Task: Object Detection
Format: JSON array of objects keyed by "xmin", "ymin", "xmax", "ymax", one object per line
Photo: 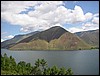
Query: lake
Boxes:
[{"xmin": 1, "ymin": 49, "xmax": 99, "ymax": 75}]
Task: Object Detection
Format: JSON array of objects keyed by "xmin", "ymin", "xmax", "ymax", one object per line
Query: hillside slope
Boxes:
[
  {"xmin": 75, "ymin": 29, "xmax": 99, "ymax": 47},
  {"xmin": 1, "ymin": 31, "xmax": 39, "ymax": 49},
  {"xmin": 8, "ymin": 26, "xmax": 91, "ymax": 50}
]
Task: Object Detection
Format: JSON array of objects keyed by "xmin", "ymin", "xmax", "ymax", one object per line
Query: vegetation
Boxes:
[
  {"xmin": 2, "ymin": 26, "xmax": 95, "ymax": 51},
  {"xmin": 1, "ymin": 31, "xmax": 39, "ymax": 49},
  {"xmin": 75, "ymin": 29, "xmax": 99, "ymax": 47},
  {"xmin": 9, "ymin": 32, "xmax": 92, "ymax": 51},
  {"xmin": 90, "ymin": 46, "xmax": 99, "ymax": 49},
  {"xmin": 1, "ymin": 53, "xmax": 73, "ymax": 75}
]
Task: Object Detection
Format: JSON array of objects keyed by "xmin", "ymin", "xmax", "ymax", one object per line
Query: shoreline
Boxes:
[{"xmin": 1, "ymin": 48, "xmax": 99, "ymax": 51}]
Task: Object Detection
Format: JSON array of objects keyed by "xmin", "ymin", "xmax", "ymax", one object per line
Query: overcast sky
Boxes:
[{"xmin": 1, "ymin": 1, "xmax": 99, "ymax": 42}]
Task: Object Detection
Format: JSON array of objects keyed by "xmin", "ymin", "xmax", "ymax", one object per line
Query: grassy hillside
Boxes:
[
  {"xmin": 2, "ymin": 26, "xmax": 93, "ymax": 51},
  {"xmin": 75, "ymin": 29, "xmax": 99, "ymax": 47},
  {"xmin": 18, "ymin": 26, "xmax": 67, "ymax": 43},
  {"xmin": 10, "ymin": 33, "xmax": 92, "ymax": 51},
  {"xmin": 49, "ymin": 33, "xmax": 91, "ymax": 50},
  {"xmin": 10, "ymin": 39, "xmax": 48, "ymax": 50},
  {"xmin": 1, "ymin": 31, "xmax": 39, "ymax": 49}
]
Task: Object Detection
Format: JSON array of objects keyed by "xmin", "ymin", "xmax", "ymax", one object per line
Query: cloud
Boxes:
[
  {"xmin": 1, "ymin": 39, "xmax": 5, "ymax": 42},
  {"xmin": 68, "ymin": 27, "xmax": 84, "ymax": 33},
  {"xmin": 68, "ymin": 17, "xmax": 99, "ymax": 33},
  {"xmin": 1, "ymin": 32, "xmax": 7, "ymax": 35},
  {"xmin": 93, "ymin": 13, "xmax": 99, "ymax": 17},
  {"xmin": 85, "ymin": 12, "xmax": 93, "ymax": 20},
  {"xmin": 68, "ymin": 23, "xmax": 99, "ymax": 33},
  {"xmin": 1, "ymin": 1, "xmax": 64, "ymax": 32},
  {"xmin": 81, "ymin": 14, "xmax": 99, "ymax": 32},
  {"xmin": 86, "ymin": 22, "xmax": 98, "ymax": 27},
  {"xmin": 80, "ymin": 21, "xmax": 99, "ymax": 33},
  {"xmin": 34, "ymin": 1, "xmax": 63, "ymax": 14},
  {"xmin": 82, "ymin": 22, "xmax": 99, "ymax": 29},
  {"xmin": 1, "ymin": 33, "xmax": 14, "ymax": 41},
  {"xmin": 92, "ymin": 17, "xmax": 99, "ymax": 24},
  {"xmin": 1, "ymin": 1, "xmax": 99, "ymax": 32},
  {"xmin": 70, "ymin": 5, "xmax": 85, "ymax": 23},
  {"xmin": 73, "ymin": 1, "xmax": 79, "ymax": 4},
  {"xmin": 5, "ymin": 35, "xmax": 14, "ymax": 39},
  {"xmin": 8, "ymin": 35, "xmax": 14, "ymax": 39},
  {"xmin": 1, "ymin": 32, "xmax": 7, "ymax": 41},
  {"xmin": 1, "ymin": 1, "xmax": 40, "ymax": 13}
]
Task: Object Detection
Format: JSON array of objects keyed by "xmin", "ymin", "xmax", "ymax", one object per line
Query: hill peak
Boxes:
[
  {"xmin": 50, "ymin": 26, "xmax": 62, "ymax": 29},
  {"xmin": 49, "ymin": 26, "xmax": 66, "ymax": 30},
  {"xmin": 18, "ymin": 26, "xmax": 68, "ymax": 43}
]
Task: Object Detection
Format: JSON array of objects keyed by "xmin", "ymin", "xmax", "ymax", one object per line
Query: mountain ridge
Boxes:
[
  {"xmin": 75, "ymin": 29, "xmax": 99, "ymax": 47},
  {"xmin": 18, "ymin": 26, "xmax": 67, "ymax": 43},
  {"xmin": 1, "ymin": 31, "xmax": 39, "ymax": 49},
  {"xmin": 1, "ymin": 26, "xmax": 95, "ymax": 50}
]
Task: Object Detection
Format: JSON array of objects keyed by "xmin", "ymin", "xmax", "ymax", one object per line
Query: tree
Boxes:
[
  {"xmin": 18, "ymin": 61, "xmax": 27, "ymax": 75},
  {"xmin": 67, "ymin": 68, "xmax": 73, "ymax": 75},
  {"xmin": 26, "ymin": 63, "xmax": 32, "ymax": 75},
  {"xmin": 31, "ymin": 59, "xmax": 48, "ymax": 75},
  {"xmin": 40, "ymin": 59, "xmax": 47, "ymax": 72},
  {"xmin": 32, "ymin": 59, "xmax": 42, "ymax": 75},
  {"xmin": 3, "ymin": 53, "xmax": 10, "ymax": 70},
  {"xmin": 35, "ymin": 59, "xmax": 41, "ymax": 67},
  {"xmin": 59, "ymin": 67, "xmax": 67, "ymax": 75},
  {"xmin": 1, "ymin": 54, "xmax": 73, "ymax": 75},
  {"xmin": 9, "ymin": 56, "xmax": 16, "ymax": 71},
  {"xmin": 1, "ymin": 54, "xmax": 4, "ymax": 69},
  {"xmin": 50, "ymin": 65, "xmax": 59, "ymax": 75}
]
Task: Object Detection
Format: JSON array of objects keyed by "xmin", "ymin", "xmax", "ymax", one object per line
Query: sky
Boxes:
[{"xmin": 1, "ymin": 1, "xmax": 99, "ymax": 42}]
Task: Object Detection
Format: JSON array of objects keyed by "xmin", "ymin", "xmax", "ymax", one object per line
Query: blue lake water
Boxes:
[{"xmin": 1, "ymin": 49, "xmax": 99, "ymax": 75}]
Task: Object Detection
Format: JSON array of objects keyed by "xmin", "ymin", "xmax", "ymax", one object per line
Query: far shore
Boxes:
[{"xmin": 1, "ymin": 48, "xmax": 99, "ymax": 51}]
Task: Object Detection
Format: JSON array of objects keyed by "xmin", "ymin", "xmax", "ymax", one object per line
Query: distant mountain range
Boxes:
[
  {"xmin": 75, "ymin": 29, "xmax": 99, "ymax": 47},
  {"xmin": 1, "ymin": 31, "xmax": 39, "ymax": 49},
  {"xmin": 1, "ymin": 26, "xmax": 99, "ymax": 50}
]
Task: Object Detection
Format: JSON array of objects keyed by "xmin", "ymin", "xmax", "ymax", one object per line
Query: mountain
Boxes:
[
  {"xmin": 1, "ymin": 26, "xmax": 92, "ymax": 50},
  {"xmin": 75, "ymin": 29, "xmax": 99, "ymax": 47},
  {"xmin": 1, "ymin": 31, "xmax": 39, "ymax": 49},
  {"xmin": 18, "ymin": 26, "xmax": 67, "ymax": 43}
]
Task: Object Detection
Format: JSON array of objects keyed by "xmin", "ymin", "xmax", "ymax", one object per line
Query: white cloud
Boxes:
[
  {"xmin": 85, "ymin": 22, "xmax": 98, "ymax": 27},
  {"xmin": 68, "ymin": 24, "xmax": 99, "ymax": 33},
  {"xmin": 1, "ymin": 1, "xmax": 64, "ymax": 32},
  {"xmin": 1, "ymin": 1, "xmax": 40, "ymax": 13},
  {"xmin": 68, "ymin": 20, "xmax": 99, "ymax": 33},
  {"xmin": 34, "ymin": 1, "xmax": 63, "ymax": 14},
  {"xmin": 1, "ymin": 1, "xmax": 99, "ymax": 33},
  {"xmin": 8, "ymin": 35, "xmax": 14, "ymax": 39},
  {"xmin": 20, "ymin": 28, "xmax": 29, "ymax": 32},
  {"xmin": 82, "ymin": 25, "xmax": 99, "ymax": 31},
  {"xmin": 70, "ymin": 5, "xmax": 85, "ymax": 23},
  {"xmin": 1, "ymin": 32, "xmax": 7, "ymax": 35},
  {"xmin": 85, "ymin": 12, "xmax": 93, "ymax": 20},
  {"xmin": 1, "ymin": 39, "xmax": 5, "ymax": 42},
  {"xmin": 81, "ymin": 14, "xmax": 99, "ymax": 32},
  {"xmin": 93, "ymin": 13, "xmax": 99, "ymax": 17},
  {"xmin": 68, "ymin": 27, "xmax": 84, "ymax": 33},
  {"xmin": 82, "ymin": 22, "xmax": 99, "ymax": 31},
  {"xmin": 92, "ymin": 17, "xmax": 99, "ymax": 24},
  {"xmin": 5, "ymin": 35, "xmax": 14, "ymax": 39},
  {"xmin": 73, "ymin": 1, "xmax": 79, "ymax": 4}
]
